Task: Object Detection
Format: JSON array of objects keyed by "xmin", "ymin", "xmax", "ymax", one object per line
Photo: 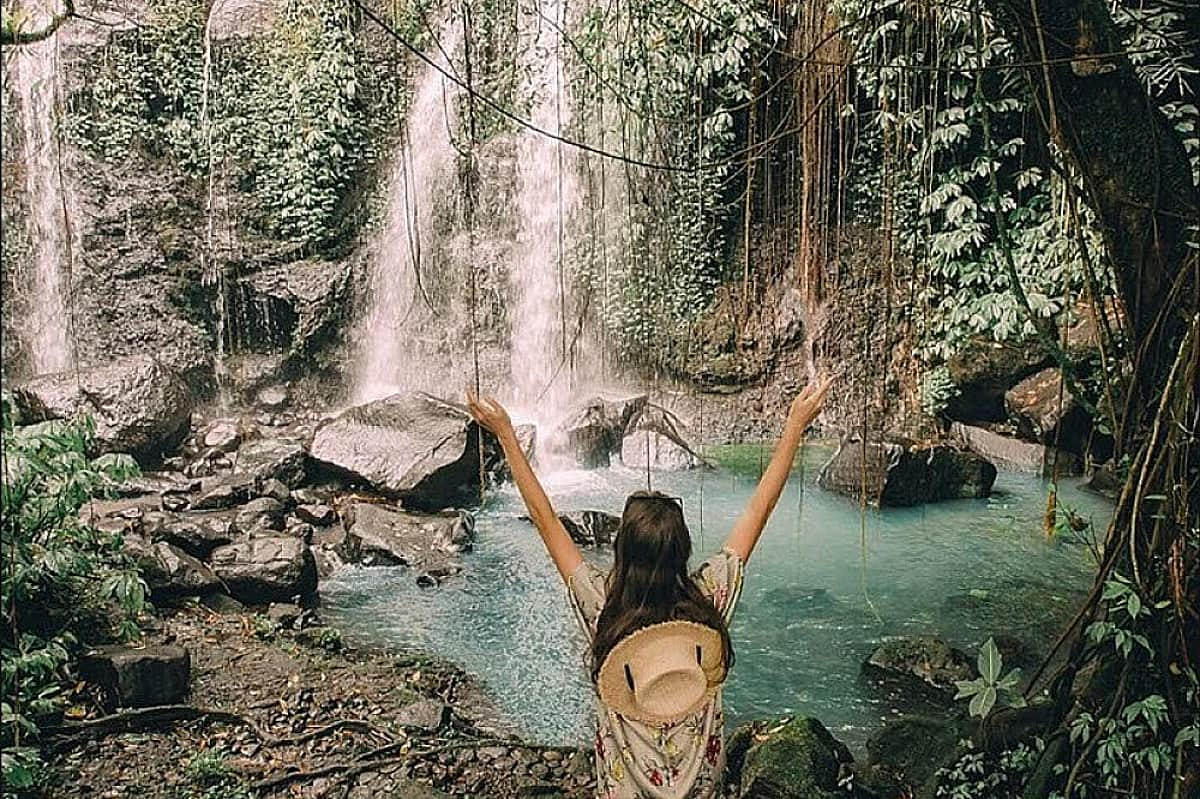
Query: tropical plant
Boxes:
[{"xmin": 954, "ymin": 637, "xmax": 1025, "ymax": 719}]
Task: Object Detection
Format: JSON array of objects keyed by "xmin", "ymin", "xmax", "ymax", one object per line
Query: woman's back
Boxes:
[{"xmin": 567, "ymin": 549, "xmax": 744, "ymax": 799}]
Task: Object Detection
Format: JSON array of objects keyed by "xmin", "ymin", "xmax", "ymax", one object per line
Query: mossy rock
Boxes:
[
  {"xmin": 866, "ymin": 714, "xmax": 972, "ymax": 799},
  {"xmin": 736, "ymin": 717, "xmax": 853, "ymax": 799}
]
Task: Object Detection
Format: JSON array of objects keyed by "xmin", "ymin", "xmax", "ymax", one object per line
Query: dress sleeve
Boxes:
[
  {"xmin": 566, "ymin": 560, "xmax": 608, "ymax": 639},
  {"xmin": 694, "ymin": 548, "xmax": 746, "ymax": 624}
]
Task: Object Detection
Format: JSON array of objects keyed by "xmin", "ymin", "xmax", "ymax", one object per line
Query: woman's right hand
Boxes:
[
  {"xmin": 786, "ymin": 375, "xmax": 834, "ymax": 432},
  {"xmin": 466, "ymin": 391, "xmax": 515, "ymax": 439}
]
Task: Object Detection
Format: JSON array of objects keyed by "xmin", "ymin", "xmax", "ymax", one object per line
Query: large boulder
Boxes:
[
  {"xmin": 558, "ymin": 395, "xmax": 648, "ymax": 468},
  {"xmin": 341, "ymin": 502, "xmax": 474, "ymax": 568},
  {"xmin": 862, "ymin": 636, "xmax": 975, "ymax": 694},
  {"xmin": 865, "ymin": 715, "xmax": 970, "ymax": 799},
  {"xmin": 13, "ymin": 357, "xmax": 193, "ymax": 463},
  {"xmin": 210, "ymin": 537, "xmax": 317, "ymax": 604},
  {"xmin": 78, "ymin": 644, "xmax": 191, "ymax": 708},
  {"xmin": 141, "ymin": 511, "xmax": 234, "ymax": 558},
  {"xmin": 1004, "ymin": 368, "xmax": 1094, "ymax": 455},
  {"xmin": 949, "ymin": 422, "xmax": 1080, "ymax": 476},
  {"xmin": 309, "ymin": 393, "xmax": 500, "ymax": 509},
  {"xmin": 818, "ymin": 439, "xmax": 997, "ymax": 506},
  {"xmin": 732, "ymin": 717, "xmax": 855, "ymax": 799},
  {"xmin": 945, "ymin": 339, "xmax": 1050, "ymax": 422}
]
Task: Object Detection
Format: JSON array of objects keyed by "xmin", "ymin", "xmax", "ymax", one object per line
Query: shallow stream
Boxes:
[{"xmin": 323, "ymin": 443, "xmax": 1112, "ymax": 752}]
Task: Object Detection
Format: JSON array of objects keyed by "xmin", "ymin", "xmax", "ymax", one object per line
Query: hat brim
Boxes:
[{"xmin": 596, "ymin": 620, "xmax": 728, "ymax": 727}]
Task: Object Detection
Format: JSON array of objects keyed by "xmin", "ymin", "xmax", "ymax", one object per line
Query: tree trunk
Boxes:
[{"xmin": 982, "ymin": 1, "xmax": 1198, "ymax": 797}]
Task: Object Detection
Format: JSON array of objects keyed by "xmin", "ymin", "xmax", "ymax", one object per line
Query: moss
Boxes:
[{"xmin": 738, "ymin": 717, "xmax": 852, "ymax": 799}]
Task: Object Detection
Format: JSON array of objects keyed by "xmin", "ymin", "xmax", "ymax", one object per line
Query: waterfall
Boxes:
[
  {"xmin": 9, "ymin": 37, "xmax": 75, "ymax": 375},
  {"xmin": 354, "ymin": 23, "xmax": 463, "ymax": 403},
  {"xmin": 507, "ymin": 0, "xmax": 579, "ymax": 422}
]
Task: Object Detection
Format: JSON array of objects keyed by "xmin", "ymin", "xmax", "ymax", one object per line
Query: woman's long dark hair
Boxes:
[{"xmin": 590, "ymin": 491, "xmax": 735, "ymax": 682}]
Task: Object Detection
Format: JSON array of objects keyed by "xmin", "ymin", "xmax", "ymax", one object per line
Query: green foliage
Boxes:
[
  {"xmin": 920, "ymin": 365, "xmax": 959, "ymax": 416},
  {"xmin": 182, "ymin": 751, "xmax": 253, "ymax": 799},
  {"xmin": 571, "ymin": 0, "xmax": 783, "ymax": 365},
  {"xmin": 67, "ymin": 0, "xmax": 413, "ymax": 252},
  {"xmin": 954, "ymin": 638, "xmax": 1025, "ymax": 719},
  {"xmin": 935, "ymin": 739, "xmax": 1042, "ymax": 799},
  {"xmin": 1, "ymin": 403, "xmax": 147, "ymax": 790},
  {"xmin": 1043, "ymin": 576, "xmax": 1193, "ymax": 797}
]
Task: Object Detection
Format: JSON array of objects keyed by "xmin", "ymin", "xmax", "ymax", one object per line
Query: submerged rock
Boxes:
[
  {"xmin": 310, "ymin": 393, "xmax": 500, "ymax": 509},
  {"xmin": 342, "ymin": 502, "xmax": 475, "ymax": 569},
  {"xmin": 862, "ymin": 636, "xmax": 975, "ymax": 693},
  {"xmin": 731, "ymin": 717, "xmax": 855, "ymax": 799},
  {"xmin": 79, "ymin": 644, "xmax": 191, "ymax": 708},
  {"xmin": 818, "ymin": 438, "xmax": 996, "ymax": 506},
  {"xmin": 558, "ymin": 395, "xmax": 647, "ymax": 468},
  {"xmin": 13, "ymin": 357, "xmax": 193, "ymax": 463},
  {"xmin": 210, "ymin": 537, "xmax": 317, "ymax": 604},
  {"xmin": 557, "ymin": 510, "xmax": 621, "ymax": 547}
]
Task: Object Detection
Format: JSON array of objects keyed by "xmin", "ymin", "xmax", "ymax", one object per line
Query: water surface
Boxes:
[{"xmin": 323, "ymin": 444, "xmax": 1111, "ymax": 751}]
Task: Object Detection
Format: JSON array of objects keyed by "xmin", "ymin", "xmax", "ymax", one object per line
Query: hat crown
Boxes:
[{"xmin": 598, "ymin": 620, "xmax": 728, "ymax": 726}]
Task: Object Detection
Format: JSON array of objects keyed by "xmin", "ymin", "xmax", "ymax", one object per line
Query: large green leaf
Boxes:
[{"xmin": 978, "ymin": 637, "xmax": 1002, "ymax": 682}]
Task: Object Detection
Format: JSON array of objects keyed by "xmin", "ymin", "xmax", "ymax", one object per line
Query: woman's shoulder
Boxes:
[{"xmin": 691, "ymin": 548, "xmax": 745, "ymax": 621}]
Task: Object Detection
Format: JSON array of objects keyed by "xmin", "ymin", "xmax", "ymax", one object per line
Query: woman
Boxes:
[{"xmin": 466, "ymin": 378, "xmax": 832, "ymax": 799}]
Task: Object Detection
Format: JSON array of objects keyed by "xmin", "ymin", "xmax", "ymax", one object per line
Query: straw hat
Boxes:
[{"xmin": 596, "ymin": 620, "xmax": 728, "ymax": 726}]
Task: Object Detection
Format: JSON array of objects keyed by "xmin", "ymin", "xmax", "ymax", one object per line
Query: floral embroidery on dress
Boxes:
[{"xmin": 566, "ymin": 549, "xmax": 744, "ymax": 798}]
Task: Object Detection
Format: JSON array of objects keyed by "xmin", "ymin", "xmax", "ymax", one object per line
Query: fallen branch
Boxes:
[{"xmin": 47, "ymin": 704, "xmax": 267, "ymax": 753}]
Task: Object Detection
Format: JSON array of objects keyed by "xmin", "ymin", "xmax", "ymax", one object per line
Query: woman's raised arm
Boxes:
[
  {"xmin": 724, "ymin": 377, "xmax": 833, "ymax": 563},
  {"xmin": 466, "ymin": 392, "xmax": 582, "ymax": 579}
]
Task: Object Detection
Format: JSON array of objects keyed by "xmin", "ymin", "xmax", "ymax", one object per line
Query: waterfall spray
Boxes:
[
  {"xmin": 507, "ymin": 0, "xmax": 579, "ymax": 423},
  {"xmin": 10, "ymin": 37, "xmax": 75, "ymax": 375},
  {"xmin": 354, "ymin": 22, "xmax": 463, "ymax": 403}
]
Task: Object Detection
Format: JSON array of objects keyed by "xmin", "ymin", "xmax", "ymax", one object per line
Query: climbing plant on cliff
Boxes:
[{"xmin": 65, "ymin": 0, "xmax": 413, "ymax": 252}]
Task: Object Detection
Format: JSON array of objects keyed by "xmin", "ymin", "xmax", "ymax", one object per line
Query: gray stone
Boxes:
[
  {"xmin": 733, "ymin": 717, "xmax": 853, "ymax": 799},
  {"xmin": 201, "ymin": 592, "xmax": 246, "ymax": 615},
  {"xmin": 266, "ymin": 602, "xmax": 303, "ymax": 628},
  {"xmin": 192, "ymin": 474, "xmax": 256, "ymax": 510},
  {"xmin": 235, "ymin": 497, "xmax": 286, "ymax": 534},
  {"xmin": 556, "ymin": 510, "xmax": 620, "ymax": 547},
  {"xmin": 236, "ymin": 437, "xmax": 307, "ymax": 488},
  {"xmin": 147, "ymin": 542, "xmax": 221, "ymax": 598},
  {"xmin": 557, "ymin": 395, "xmax": 648, "ymax": 468},
  {"xmin": 210, "ymin": 537, "xmax": 317, "ymax": 604},
  {"xmin": 1005, "ymin": 368, "xmax": 1094, "ymax": 454},
  {"xmin": 946, "ymin": 338, "xmax": 1051, "ymax": 422},
  {"xmin": 259, "ymin": 477, "xmax": 291, "ymax": 504},
  {"xmin": 341, "ymin": 502, "xmax": 472, "ymax": 569},
  {"xmin": 202, "ymin": 419, "xmax": 242, "ymax": 453},
  {"xmin": 79, "ymin": 644, "xmax": 191, "ymax": 708},
  {"xmin": 143, "ymin": 512, "xmax": 233, "ymax": 558},
  {"xmin": 396, "ymin": 698, "xmax": 448, "ymax": 732},
  {"xmin": 296, "ymin": 503, "xmax": 337, "ymax": 526},
  {"xmin": 13, "ymin": 357, "xmax": 193, "ymax": 463},
  {"xmin": 818, "ymin": 438, "xmax": 997, "ymax": 506},
  {"xmin": 620, "ymin": 406, "xmax": 698, "ymax": 471},
  {"xmin": 863, "ymin": 636, "xmax": 975, "ymax": 693},
  {"xmin": 950, "ymin": 422, "xmax": 1081, "ymax": 476},
  {"xmin": 309, "ymin": 393, "xmax": 500, "ymax": 509},
  {"xmin": 256, "ymin": 385, "xmax": 290, "ymax": 410}
]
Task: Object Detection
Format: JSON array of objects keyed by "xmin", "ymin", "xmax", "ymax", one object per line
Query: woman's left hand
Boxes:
[{"xmin": 466, "ymin": 391, "xmax": 515, "ymax": 439}]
